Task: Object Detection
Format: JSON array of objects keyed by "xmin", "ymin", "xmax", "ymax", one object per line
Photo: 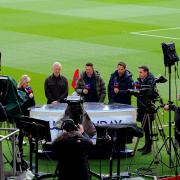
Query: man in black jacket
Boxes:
[
  {"xmin": 108, "ymin": 62, "xmax": 133, "ymax": 104},
  {"xmin": 136, "ymin": 65, "xmax": 156, "ymax": 155},
  {"xmin": 44, "ymin": 62, "xmax": 68, "ymax": 104}
]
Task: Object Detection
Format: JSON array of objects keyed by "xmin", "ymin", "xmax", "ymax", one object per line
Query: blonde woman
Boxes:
[{"xmin": 17, "ymin": 75, "xmax": 35, "ymax": 116}]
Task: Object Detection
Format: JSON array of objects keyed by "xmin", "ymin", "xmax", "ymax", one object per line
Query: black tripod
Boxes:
[
  {"xmin": 135, "ymin": 99, "xmax": 157, "ymax": 153},
  {"xmin": 162, "ymin": 42, "xmax": 180, "ymax": 170},
  {"xmin": 166, "ymin": 65, "xmax": 180, "ymax": 169},
  {"xmin": 90, "ymin": 124, "xmax": 142, "ymax": 180},
  {"xmin": 89, "ymin": 129, "xmax": 127, "ymax": 180},
  {"xmin": 89, "ymin": 139, "xmax": 126, "ymax": 180},
  {"xmin": 128, "ymin": 102, "xmax": 158, "ymax": 177},
  {"xmin": 108, "ymin": 131, "xmax": 130, "ymax": 180},
  {"xmin": 148, "ymin": 105, "xmax": 180, "ymax": 170},
  {"xmin": 149, "ymin": 66, "xmax": 180, "ymax": 173}
]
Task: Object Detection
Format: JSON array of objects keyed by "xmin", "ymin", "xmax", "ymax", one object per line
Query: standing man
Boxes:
[
  {"xmin": 108, "ymin": 62, "xmax": 133, "ymax": 104},
  {"xmin": 136, "ymin": 65, "xmax": 156, "ymax": 155},
  {"xmin": 44, "ymin": 62, "xmax": 68, "ymax": 104},
  {"xmin": 75, "ymin": 63, "xmax": 106, "ymax": 102}
]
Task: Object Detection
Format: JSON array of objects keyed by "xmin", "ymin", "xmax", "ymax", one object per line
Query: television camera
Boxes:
[
  {"xmin": 128, "ymin": 75, "xmax": 167, "ymax": 112},
  {"xmin": 64, "ymin": 96, "xmax": 84, "ymax": 125}
]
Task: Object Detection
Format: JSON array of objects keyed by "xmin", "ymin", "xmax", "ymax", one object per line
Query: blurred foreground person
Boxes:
[
  {"xmin": 53, "ymin": 119, "xmax": 92, "ymax": 180},
  {"xmin": 76, "ymin": 63, "xmax": 106, "ymax": 102},
  {"xmin": 108, "ymin": 61, "xmax": 133, "ymax": 104},
  {"xmin": 44, "ymin": 62, "xmax": 68, "ymax": 104}
]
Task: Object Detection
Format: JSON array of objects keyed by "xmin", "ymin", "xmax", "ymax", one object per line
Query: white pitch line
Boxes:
[
  {"xmin": 130, "ymin": 32, "xmax": 180, "ymax": 40},
  {"xmin": 130, "ymin": 26, "xmax": 180, "ymax": 40},
  {"xmin": 131, "ymin": 26, "xmax": 180, "ymax": 33}
]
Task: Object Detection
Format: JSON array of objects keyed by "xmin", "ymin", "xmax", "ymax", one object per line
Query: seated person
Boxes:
[{"xmin": 53, "ymin": 119, "xmax": 92, "ymax": 180}]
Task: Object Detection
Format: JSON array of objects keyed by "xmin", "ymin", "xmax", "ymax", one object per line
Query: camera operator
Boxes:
[
  {"xmin": 136, "ymin": 66, "xmax": 156, "ymax": 155},
  {"xmin": 53, "ymin": 119, "xmax": 92, "ymax": 180}
]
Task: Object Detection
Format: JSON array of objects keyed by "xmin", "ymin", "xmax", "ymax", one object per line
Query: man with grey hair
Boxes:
[{"xmin": 44, "ymin": 62, "xmax": 68, "ymax": 104}]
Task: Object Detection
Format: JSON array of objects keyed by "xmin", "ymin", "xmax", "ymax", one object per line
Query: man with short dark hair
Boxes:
[
  {"xmin": 108, "ymin": 62, "xmax": 133, "ymax": 104},
  {"xmin": 75, "ymin": 63, "xmax": 106, "ymax": 102},
  {"xmin": 137, "ymin": 65, "xmax": 155, "ymax": 155},
  {"xmin": 44, "ymin": 62, "xmax": 68, "ymax": 104}
]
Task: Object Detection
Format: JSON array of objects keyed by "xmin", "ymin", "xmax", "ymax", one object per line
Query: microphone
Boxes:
[
  {"xmin": 25, "ymin": 86, "xmax": 33, "ymax": 94},
  {"xmin": 132, "ymin": 81, "xmax": 141, "ymax": 89},
  {"xmin": 85, "ymin": 83, "xmax": 90, "ymax": 90},
  {"xmin": 114, "ymin": 81, "xmax": 119, "ymax": 89}
]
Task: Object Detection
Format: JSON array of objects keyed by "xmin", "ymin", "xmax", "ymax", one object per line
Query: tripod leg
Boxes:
[
  {"xmin": 15, "ymin": 144, "xmax": 22, "ymax": 172},
  {"xmin": 171, "ymin": 139, "xmax": 180, "ymax": 165},
  {"xmin": 0, "ymin": 142, "xmax": 5, "ymax": 180},
  {"xmin": 29, "ymin": 137, "xmax": 33, "ymax": 171},
  {"xmin": 109, "ymin": 147, "xmax": 113, "ymax": 178},
  {"xmin": 132, "ymin": 137, "xmax": 140, "ymax": 156},
  {"xmin": 127, "ymin": 114, "xmax": 148, "ymax": 173},
  {"xmin": 53, "ymin": 162, "xmax": 59, "ymax": 180},
  {"xmin": 35, "ymin": 138, "xmax": 38, "ymax": 175},
  {"xmin": 11, "ymin": 134, "xmax": 22, "ymax": 173},
  {"xmin": 145, "ymin": 114, "xmax": 153, "ymax": 150},
  {"xmin": 117, "ymin": 143, "xmax": 121, "ymax": 177},
  {"xmin": 127, "ymin": 137, "xmax": 140, "ymax": 175},
  {"xmin": 156, "ymin": 113, "xmax": 169, "ymax": 153},
  {"xmin": 139, "ymin": 113, "xmax": 152, "ymax": 154}
]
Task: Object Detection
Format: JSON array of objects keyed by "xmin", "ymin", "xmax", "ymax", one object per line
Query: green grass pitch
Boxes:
[
  {"xmin": 1, "ymin": 0, "xmax": 180, "ymax": 104},
  {"xmin": 1, "ymin": 0, "xmax": 180, "ymax": 178}
]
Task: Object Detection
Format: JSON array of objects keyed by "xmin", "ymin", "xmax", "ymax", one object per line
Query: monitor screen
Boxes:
[{"xmin": 18, "ymin": 116, "xmax": 51, "ymax": 142}]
